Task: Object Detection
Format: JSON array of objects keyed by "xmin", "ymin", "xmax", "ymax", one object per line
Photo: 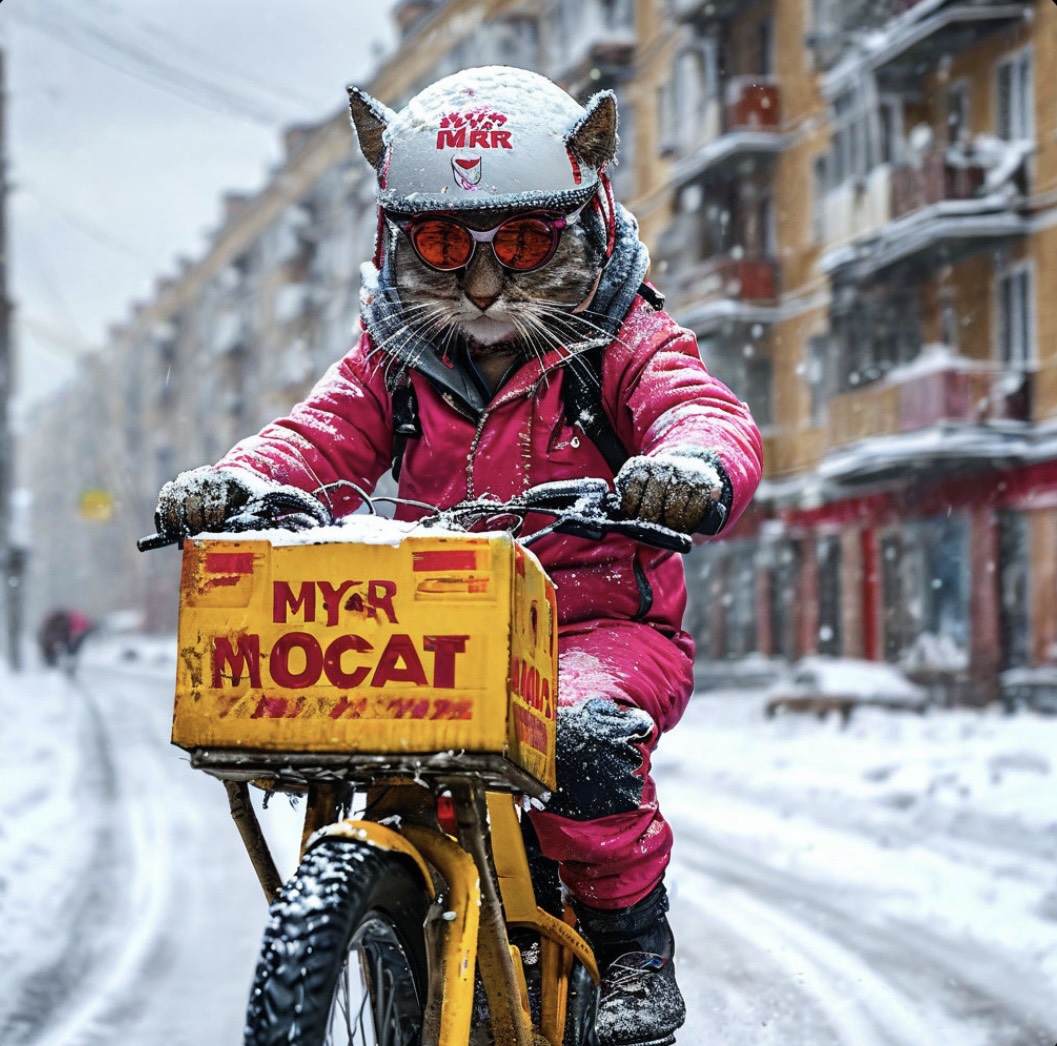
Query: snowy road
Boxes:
[
  {"xmin": 3, "ymin": 648, "xmax": 1057, "ymax": 1044},
  {"xmin": 660, "ymin": 694, "xmax": 1057, "ymax": 1045},
  {"xmin": 1, "ymin": 652, "xmax": 272, "ymax": 1045}
]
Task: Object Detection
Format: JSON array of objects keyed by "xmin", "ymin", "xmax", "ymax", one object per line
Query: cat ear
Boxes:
[
  {"xmin": 567, "ymin": 91, "xmax": 618, "ymax": 172},
  {"xmin": 347, "ymin": 85, "xmax": 396, "ymax": 171}
]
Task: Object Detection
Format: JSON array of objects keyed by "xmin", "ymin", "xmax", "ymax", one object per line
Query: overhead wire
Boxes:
[
  {"xmin": 78, "ymin": 0, "xmax": 323, "ymax": 111},
  {"xmin": 19, "ymin": 187, "xmax": 150, "ymax": 260},
  {"xmin": 6, "ymin": 5, "xmax": 286, "ymax": 127}
]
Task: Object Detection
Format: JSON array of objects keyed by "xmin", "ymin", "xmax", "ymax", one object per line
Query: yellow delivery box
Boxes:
[{"xmin": 173, "ymin": 529, "xmax": 558, "ymax": 788}]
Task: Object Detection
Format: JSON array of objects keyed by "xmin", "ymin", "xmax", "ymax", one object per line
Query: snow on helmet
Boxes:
[{"xmin": 347, "ymin": 66, "xmax": 618, "ymax": 214}]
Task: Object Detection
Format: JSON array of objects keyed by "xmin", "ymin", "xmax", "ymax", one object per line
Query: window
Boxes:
[
  {"xmin": 996, "ymin": 49, "xmax": 1032, "ymax": 142},
  {"xmin": 882, "ymin": 516, "xmax": 970, "ymax": 668},
  {"xmin": 490, "ymin": 17, "xmax": 539, "ymax": 68},
  {"xmin": 997, "ymin": 264, "xmax": 1033, "ymax": 369},
  {"xmin": 660, "ymin": 39, "xmax": 719, "ymax": 153},
  {"xmin": 724, "ymin": 543, "xmax": 758, "ymax": 658},
  {"xmin": 877, "ymin": 95, "xmax": 902, "ymax": 164},
  {"xmin": 702, "ymin": 336, "xmax": 774, "ymax": 429},
  {"xmin": 767, "ymin": 539, "xmax": 802, "ymax": 660},
  {"xmin": 946, "ymin": 82, "xmax": 969, "ymax": 146},
  {"xmin": 817, "ymin": 535, "xmax": 842, "ymax": 655},
  {"xmin": 807, "ymin": 333, "xmax": 834, "ymax": 426},
  {"xmin": 757, "ymin": 17, "xmax": 775, "ymax": 78},
  {"xmin": 831, "ymin": 86, "xmax": 874, "ymax": 186},
  {"xmin": 998, "ymin": 511, "xmax": 1030, "ymax": 670},
  {"xmin": 811, "ymin": 155, "xmax": 828, "ymax": 242},
  {"xmin": 831, "ymin": 283, "xmax": 922, "ymax": 390}
]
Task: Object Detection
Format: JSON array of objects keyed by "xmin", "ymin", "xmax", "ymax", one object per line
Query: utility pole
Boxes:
[{"xmin": 0, "ymin": 47, "xmax": 21, "ymax": 672}]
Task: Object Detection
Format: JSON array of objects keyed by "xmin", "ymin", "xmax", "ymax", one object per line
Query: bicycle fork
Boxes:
[{"xmin": 227, "ymin": 778, "xmax": 597, "ymax": 1045}]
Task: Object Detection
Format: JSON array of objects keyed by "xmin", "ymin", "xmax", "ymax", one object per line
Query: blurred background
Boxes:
[
  {"xmin": 5, "ymin": 0, "xmax": 1055, "ymax": 713},
  {"xmin": 2, "ymin": 3, "xmax": 1057, "ymax": 1043}
]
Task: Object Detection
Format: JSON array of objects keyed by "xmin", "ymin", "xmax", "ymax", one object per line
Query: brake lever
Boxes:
[
  {"xmin": 519, "ymin": 478, "xmax": 611, "ymax": 510},
  {"xmin": 550, "ymin": 512, "xmax": 692, "ymax": 553}
]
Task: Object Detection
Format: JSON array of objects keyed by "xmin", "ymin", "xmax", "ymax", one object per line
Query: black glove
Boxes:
[
  {"xmin": 154, "ymin": 466, "xmax": 262, "ymax": 538},
  {"xmin": 614, "ymin": 451, "xmax": 731, "ymax": 534}
]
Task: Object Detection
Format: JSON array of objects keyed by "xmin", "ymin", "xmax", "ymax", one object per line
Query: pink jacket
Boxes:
[{"xmin": 219, "ymin": 294, "xmax": 763, "ymax": 633}]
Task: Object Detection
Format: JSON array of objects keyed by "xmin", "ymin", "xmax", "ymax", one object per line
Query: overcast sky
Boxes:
[{"xmin": 1, "ymin": 0, "xmax": 398, "ymax": 410}]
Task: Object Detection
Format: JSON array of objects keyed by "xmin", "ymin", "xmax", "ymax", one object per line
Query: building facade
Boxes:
[{"xmin": 20, "ymin": 0, "xmax": 1057, "ymax": 702}]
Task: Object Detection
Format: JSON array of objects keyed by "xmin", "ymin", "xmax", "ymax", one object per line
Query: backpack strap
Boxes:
[
  {"xmin": 561, "ymin": 343, "xmax": 630, "ymax": 477},
  {"xmin": 389, "ymin": 374, "xmax": 421, "ymax": 481}
]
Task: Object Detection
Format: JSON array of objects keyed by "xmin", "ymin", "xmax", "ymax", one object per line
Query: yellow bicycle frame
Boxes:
[{"xmin": 173, "ymin": 530, "xmax": 598, "ymax": 1044}]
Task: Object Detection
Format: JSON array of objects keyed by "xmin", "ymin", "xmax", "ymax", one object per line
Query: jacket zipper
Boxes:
[{"xmin": 465, "ymin": 411, "xmax": 490, "ymax": 499}]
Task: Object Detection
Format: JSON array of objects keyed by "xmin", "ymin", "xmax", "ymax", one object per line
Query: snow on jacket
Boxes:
[{"xmin": 218, "ymin": 295, "xmax": 763, "ymax": 635}]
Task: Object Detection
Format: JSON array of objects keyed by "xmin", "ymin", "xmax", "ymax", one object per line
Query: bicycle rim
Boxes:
[
  {"xmin": 244, "ymin": 839, "xmax": 428, "ymax": 1046},
  {"xmin": 325, "ymin": 914, "xmax": 422, "ymax": 1045}
]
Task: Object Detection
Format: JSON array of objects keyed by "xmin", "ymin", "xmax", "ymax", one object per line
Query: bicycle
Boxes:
[{"xmin": 139, "ymin": 479, "xmax": 691, "ymax": 1045}]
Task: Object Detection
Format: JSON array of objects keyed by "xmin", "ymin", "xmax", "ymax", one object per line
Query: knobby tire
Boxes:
[{"xmin": 243, "ymin": 838, "xmax": 429, "ymax": 1046}]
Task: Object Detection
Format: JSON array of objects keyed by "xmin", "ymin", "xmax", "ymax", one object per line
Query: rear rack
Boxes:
[{"xmin": 190, "ymin": 748, "xmax": 551, "ymax": 798}]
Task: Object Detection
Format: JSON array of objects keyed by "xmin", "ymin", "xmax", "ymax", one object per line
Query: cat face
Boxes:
[{"xmin": 391, "ymin": 203, "xmax": 608, "ymax": 354}]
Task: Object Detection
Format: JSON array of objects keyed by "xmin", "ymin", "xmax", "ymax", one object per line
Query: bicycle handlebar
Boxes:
[
  {"xmin": 138, "ymin": 479, "xmax": 693, "ymax": 555},
  {"xmin": 136, "ymin": 486, "xmax": 334, "ymax": 552}
]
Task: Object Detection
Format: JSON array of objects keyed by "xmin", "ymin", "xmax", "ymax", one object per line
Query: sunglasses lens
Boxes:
[
  {"xmin": 410, "ymin": 220, "xmax": 474, "ymax": 270},
  {"xmin": 493, "ymin": 217, "xmax": 559, "ymax": 270}
]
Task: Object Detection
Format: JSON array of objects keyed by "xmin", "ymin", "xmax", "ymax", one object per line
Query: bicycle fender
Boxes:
[{"xmin": 307, "ymin": 819, "xmax": 436, "ymax": 901}]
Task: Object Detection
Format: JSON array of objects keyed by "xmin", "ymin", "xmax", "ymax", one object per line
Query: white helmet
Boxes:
[{"xmin": 347, "ymin": 66, "xmax": 618, "ymax": 214}]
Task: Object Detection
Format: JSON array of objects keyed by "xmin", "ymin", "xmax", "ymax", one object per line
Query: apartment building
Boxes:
[
  {"xmin": 673, "ymin": 0, "xmax": 1055, "ymax": 702},
  {"xmin": 21, "ymin": 0, "xmax": 1057, "ymax": 702}
]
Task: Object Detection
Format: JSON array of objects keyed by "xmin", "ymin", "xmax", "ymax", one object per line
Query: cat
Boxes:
[{"xmin": 348, "ymin": 82, "xmax": 621, "ymax": 394}]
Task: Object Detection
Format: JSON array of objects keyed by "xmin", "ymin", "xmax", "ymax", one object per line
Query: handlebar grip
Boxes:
[{"xmin": 137, "ymin": 532, "xmax": 181, "ymax": 552}]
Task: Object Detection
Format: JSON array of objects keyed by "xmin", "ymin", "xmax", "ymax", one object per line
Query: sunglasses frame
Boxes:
[{"xmin": 388, "ymin": 204, "xmax": 587, "ymax": 273}]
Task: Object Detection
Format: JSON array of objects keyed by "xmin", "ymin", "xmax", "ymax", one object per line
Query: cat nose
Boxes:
[{"xmin": 467, "ymin": 292, "xmax": 497, "ymax": 312}]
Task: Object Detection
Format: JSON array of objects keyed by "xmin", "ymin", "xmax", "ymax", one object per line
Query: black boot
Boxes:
[{"xmin": 574, "ymin": 884, "xmax": 686, "ymax": 1046}]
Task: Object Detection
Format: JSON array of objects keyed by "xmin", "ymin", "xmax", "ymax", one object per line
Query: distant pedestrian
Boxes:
[{"xmin": 38, "ymin": 609, "xmax": 93, "ymax": 672}]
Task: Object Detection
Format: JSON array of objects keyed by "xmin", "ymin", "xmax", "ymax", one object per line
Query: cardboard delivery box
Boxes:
[{"xmin": 173, "ymin": 527, "xmax": 558, "ymax": 790}]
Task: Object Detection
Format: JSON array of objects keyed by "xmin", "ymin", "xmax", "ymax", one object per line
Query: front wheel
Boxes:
[{"xmin": 244, "ymin": 837, "xmax": 430, "ymax": 1046}]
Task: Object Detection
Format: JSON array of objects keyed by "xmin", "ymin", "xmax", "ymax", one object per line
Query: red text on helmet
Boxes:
[{"xmin": 436, "ymin": 109, "xmax": 513, "ymax": 150}]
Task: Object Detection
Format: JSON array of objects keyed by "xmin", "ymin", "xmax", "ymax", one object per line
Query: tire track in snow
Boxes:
[
  {"xmin": 677, "ymin": 855, "xmax": 934, "ymax": 1046},
  {"xmin": 0, "ymin": 678, "xmax": 118, "ymax": 1043},
  {"xmin": 35, "ymin": 677, "xmax": 175, "ymax": 1046},
  {"xmin": 676, "ymin": 837, "xmax": 1056, "ymax": 1045}
]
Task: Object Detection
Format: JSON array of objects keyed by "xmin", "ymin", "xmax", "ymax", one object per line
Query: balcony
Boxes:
[
  {"xmin": 900, "ymin": 363, "xmax": 1031, "ymax": 428},
  {"xmin": 824, "ymin": 0, "xmax": 1031, "ymax": 96},
  {"xmin": 890, "ymin": 152, "xmax": 986, "ymax": 219},
  {"xmin": 820, "ymin": 356, "xmax": 1032, "ymax": 485},
  {"xmin": 821, "ymin": 145, "xmax": 1029, "ymax": 281},
  {"xmin": 672, "ymin": 79, "xmax": 785, "ymax": 185},
  {"xmin": 726, "ymin": 77, "xmax": 780, "ymax": 131},
  {"xmin": 671, "ymin": 255, "xmax": 780, "ymax": 333}
]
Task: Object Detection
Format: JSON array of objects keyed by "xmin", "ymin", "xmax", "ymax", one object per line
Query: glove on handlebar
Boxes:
[
  {"xmin": 154, "ymin": 466, "xmax": 266, "ymax": 538},
  {"xmin": 615, "ymin": 451, "xmax": 731, "ymax": 535}
]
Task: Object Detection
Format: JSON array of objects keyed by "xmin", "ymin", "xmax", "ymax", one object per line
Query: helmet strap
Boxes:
[
  {"xmin": 594, "ymin": 173, "xmax": 617, "ymax": 257},
  {"xmin": 372, "ymin": 206, "xmax": 387, "ymax": 270}
]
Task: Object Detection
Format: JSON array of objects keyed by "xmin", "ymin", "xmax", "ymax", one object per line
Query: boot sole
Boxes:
[{"xmin": 622, "ymin": 1037, "xmax": 676, "ymax": 1046}]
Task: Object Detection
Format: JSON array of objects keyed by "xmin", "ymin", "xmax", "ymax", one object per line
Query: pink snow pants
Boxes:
[{"xmin": 528, "ymin": 619, "xmax": 695, "ymax": 909}]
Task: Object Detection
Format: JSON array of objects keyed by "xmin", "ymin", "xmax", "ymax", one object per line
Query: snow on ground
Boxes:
[
  {"xmin": 658, "ymin": 689, "xmax": 1057, "ymax": 1042},
  {"xmin": 2, "ymin": 638, "xmax": 1056, "ymax": 1043}
]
